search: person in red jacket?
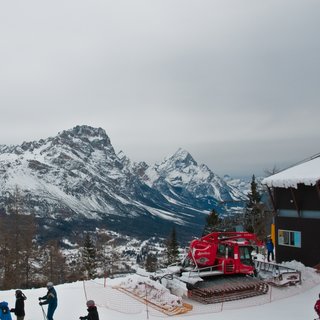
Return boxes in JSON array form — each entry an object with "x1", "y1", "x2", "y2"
[{"x1": 315, "y1": 293, "x2": 320, "y2": 319}]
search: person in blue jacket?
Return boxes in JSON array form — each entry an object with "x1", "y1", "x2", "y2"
[
  {"x1": 39, "y1": 282, "x2": 58, "y2": 320},
  {"x1": 266, "y1": 236, "x2": 274, "y2": 262},
  {"x1": 0, "y1": 301, "x2": 12, "y2": 320}
]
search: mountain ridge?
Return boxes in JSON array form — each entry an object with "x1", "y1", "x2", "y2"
[{"x1": 0, "y1": 125, "x2": 247, "y2": 242}]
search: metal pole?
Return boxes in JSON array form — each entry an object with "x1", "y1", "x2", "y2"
[
  {"x1": 40, "y1": 305, "x2": 48, "y2": 320},
  {"x1": 145, "y1": 283, "x2": 149, "y2": 320}
]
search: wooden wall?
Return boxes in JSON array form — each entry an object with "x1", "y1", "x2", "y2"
[{"x1": 275, "y1": 216, "x2": 320, "y2": 267}]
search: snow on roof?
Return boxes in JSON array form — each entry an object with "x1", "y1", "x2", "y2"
[{"x1": 262, "y1": 155, "x2": 320, "y2": 188}]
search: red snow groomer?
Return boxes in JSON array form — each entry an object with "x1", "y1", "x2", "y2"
[
  {"x1": 187, "y1": 231, "x2": 263, "y2": 275},
  {"x1": 180, "y1": 231, "x2": 269, "y2": 303}
]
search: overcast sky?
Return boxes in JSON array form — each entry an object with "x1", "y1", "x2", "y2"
[{"x1": 0, "y1": 0, "x2": 319, "y2": 177}]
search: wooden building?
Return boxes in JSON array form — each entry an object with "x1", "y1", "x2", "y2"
[{"x1": 262, "y1": 155, "x2": 320, "y2": 267}]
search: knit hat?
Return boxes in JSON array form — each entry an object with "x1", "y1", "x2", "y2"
[
  {"x1": 86, "y1": 300, "x2": 95, "y2": 307},
  {"x1": 46, "y1": 282, "x2": 54, "y2": 288}
]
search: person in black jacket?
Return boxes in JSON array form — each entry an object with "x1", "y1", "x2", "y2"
[
  {"x1": 10, "y1": 290, "x2": 27, "y2": 320},
  {"x1": 79, "y1": 300, "x2": 99, "y2": 320}
]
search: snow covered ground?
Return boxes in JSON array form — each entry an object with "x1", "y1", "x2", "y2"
[{"x1": 1, "y1": 265, "x2": 319, "y2": 320}]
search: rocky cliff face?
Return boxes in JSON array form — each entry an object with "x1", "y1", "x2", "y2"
[{"x1": 0, "y1": 125, "x2": 247, "y2": 242}]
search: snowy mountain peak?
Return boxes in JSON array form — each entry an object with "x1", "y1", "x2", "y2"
[
  {"x1": 54, "y1": 125, "x2": 113, "y2": 151},
  {"x1": 163, "y1": 148, "x2": 197, "y2": 169},
  {"x1": 0, "y1": 125, "x2": 247, "y2": 242},
  {"x1": 59, "y1": 125, "x2": 109, "y2": 142},
  {"x1": 142, "y1": 148, "x2": 247, "y2": 211}
]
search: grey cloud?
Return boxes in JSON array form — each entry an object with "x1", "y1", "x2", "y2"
[{"x1": 0, "y1": 0, "x2": 319, "y2": 177}]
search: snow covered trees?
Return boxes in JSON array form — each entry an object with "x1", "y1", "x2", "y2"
[{"x1": 145, "y1": 253, "x2": 158, "y2": 272}]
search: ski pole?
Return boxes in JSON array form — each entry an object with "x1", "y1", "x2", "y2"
[{"x1": 40, "y1": 305, "x2": 48, "y2": 320}]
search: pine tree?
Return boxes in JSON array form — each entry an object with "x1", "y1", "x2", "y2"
[
  {"x1": 95, "y1": 232, "x2": 112, "y2": 278},
  {"x1": 244, "y1": 175, "x2": 267, "y2": 239},
  {"x1": 165, "y1": 227, "x2": 180, "y2": 266},
  {"x1": 81, "y1": 233, "x2": 97, "y2": 279},
  {"x1": 202, "y1": 208, "x2": 220, "y2": 236}
]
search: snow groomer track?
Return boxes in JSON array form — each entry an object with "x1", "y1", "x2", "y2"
[{"x1": 187, "y1": 276, "x2": 269, "y2": 304}]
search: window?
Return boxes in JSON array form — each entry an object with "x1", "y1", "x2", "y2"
[
  {"x1": 278, "y1": 229, "x2": 301, "y2": 248},
  {"x1": 217, "y1": 244, "x2": 226, "y2": 256},
  {"x1": 239, "y1": 246, "x2": 253, "y2": 266}
]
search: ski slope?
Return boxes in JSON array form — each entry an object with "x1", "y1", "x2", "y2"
[{"x1": 1, "y1": 270, "x2": 319, "y2": 320}]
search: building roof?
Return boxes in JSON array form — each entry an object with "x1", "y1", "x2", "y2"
[{"x1": 262, "y1": 155, "x2": 320, "y2": 188}]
